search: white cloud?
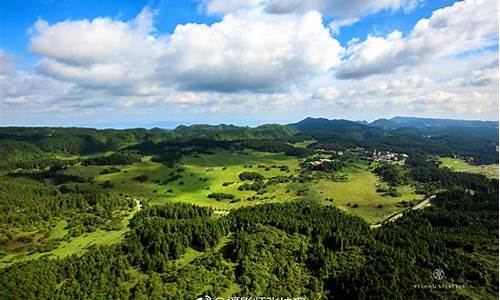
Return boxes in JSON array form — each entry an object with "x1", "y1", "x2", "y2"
[
  {"x1": 336, "y1": 0, "x2": 499, "y2": 79},
  {"x1": 162, "y1": 10, "x2": 342, "y2": 92},
  {"x1": 334, "y1": 57, "x2": 499, "y2": 117},
  {"x1": 0, "y1": 50, "x2": 15, "y2": 76},
  {"x1": 312, "y1": 86, "x2": 340, "y2": 100},
  {"x1": 30, "y1": 8, "x2": 158, "y2": 66},
  {"x1": 329, "y1": 17, "x2": 360, "y2": 35},
  {"x1": 447, "y1": 63, "x2": 499, "y2": 87},
  {"x1": 201, "y1": 0, "x2": 264, "y2": 15},
  {"x1": 405, "y1": 91, "x2": 495, "y2": 115},
  {"x1": 28, "y1": 8, "x2": 342, "y2": 94},
  {"x1": 202, "y1": 0, "x2": 423, "y2": 18},
  {"x1": 29, "y1": 8, "x2": 166, "y2": 93},
  {"x1": 2, "y1": 1, "x2": 498, "y2": 125}
]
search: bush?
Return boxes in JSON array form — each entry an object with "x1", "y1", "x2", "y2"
[
  {"x1": 207, "y1": 193, "x2": 235, "y2": 201},
  {"x1": 134, "y1": 175, "x2": 149, "y2": 183},
  {"x1": 238, "y1": 182, "x2": 262, "y2": 191},
  {"x1": 101, "y1": 180, "x2": 114, "y2": 188},
  {"x1": 386, "y1": 187, "x2": 401, "y2": 197},
  {"x1": 99, "y1": 167, "x2": 121, "y2": 175},
  {"x1": 239, "y1": 171, "x2": 264, "y2": 181},
  {"x1": 83, "y1": 152, "x2": 141, "y2": 166}
]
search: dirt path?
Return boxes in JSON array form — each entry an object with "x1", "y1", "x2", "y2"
[{"x1": 370, "y1": 195, "x2": 436, "y2": 229}]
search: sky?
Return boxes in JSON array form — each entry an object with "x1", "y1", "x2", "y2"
[{"x1": 0, "y1": 0, "x2": 498, "y2": 128}]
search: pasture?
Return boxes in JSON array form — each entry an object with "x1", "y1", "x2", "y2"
[
  {"x1": 64, "y1": 150, "x2": 422, "y2": 224},
  {"x1": 440, "y1": 157, "x2": 499, "y2": 179}
]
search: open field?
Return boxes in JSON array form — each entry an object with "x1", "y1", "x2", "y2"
[
  {"x1": 4, "y1": 149, "x2": 422, "y2": 267},
  {"x1": 149, "y1": 151, "x2": 302, "y2": 209},
  {"x1": 311, "y1": 162, "x2": 424, "y2": 224},
  {"x1": 0, "y1": 200, "x2": 140, "y2": 268},
  {"x1": 63, "y1": 151, "x2": 422, "y2": 224},
  {"x1": 292, "y1": 140, "x2": 316, "y2": 148},
  {"x1": 440, "y1": 157, "x2": 499, "y2": 179}
]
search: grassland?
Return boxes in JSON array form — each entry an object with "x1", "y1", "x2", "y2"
[
  {"x1": 1, "y1": 150, "x2": 425, "y2": 268},
  {"x1": 0, "y1": 200, "x2": 140, "y2": 268},
  {"x1": 311, "y1": 162, "x2": 423, "y2": 224},
  {"x1": 63, "y1": 150, "x2": 422, "y2": 224},
  {"x1": 293, "y1": 140, "x2": 316, "y2": 148},
  {"x1": 440, "y1": 157, "x2": 499, "y2": 179}
]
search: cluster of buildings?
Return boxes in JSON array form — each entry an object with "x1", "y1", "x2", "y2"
[
  {"x1": 309, "y1": 158, "x2": 334, "y2": 166},
  {"x1": 364, "y1": 150, "x2": 408, "y2": 164},
  {"x1": 317, "y1": 149, "x2": 344, "y2": 155},
  {"x1": 308, "y1": 147, "x2": 408, "y2": 165}
]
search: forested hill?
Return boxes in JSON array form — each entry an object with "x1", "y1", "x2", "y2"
[
  {"x1": 288, "y1": 117, "x2": 384, "y2": 140},
  {"x1": 1, "y1": 116, "x2": 498, "y2": 165},
  {"x1": 286, "y1": 117, "x2": 498, "y2": 164},
  {"x1": 371, "y1": 116, "x2": 499, "y2": 130},
  {"x1": 170, "y1": 123, "x2": 298, "y2": 140}
]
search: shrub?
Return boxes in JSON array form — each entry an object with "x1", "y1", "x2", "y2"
[
  {"x1": 239, "y1": 171, "x2": 264, "y2": 181},
  {"x1": 207, "y1": 193, "x2": 235, "y2": 201},
  {"x1": 134, "y1": 175, "x2": 149, "y2": 183}
]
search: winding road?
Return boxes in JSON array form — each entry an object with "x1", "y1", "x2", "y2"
[{"x1": 370, "y1": 195, "x2": 436, "y2": 229}]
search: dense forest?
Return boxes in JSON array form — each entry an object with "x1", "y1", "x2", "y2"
[
  {"x1": 1, "y1": 116, "x2": 498, "y2": 170},
  {"x1": 1, "y1": 187, "x2": 497, "y2": 299},
  {"x1": 0, "y1": 117, "x2": 498, "y2": 299}
]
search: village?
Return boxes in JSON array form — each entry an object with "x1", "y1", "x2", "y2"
[{"x1": 309, "y1": 147, "x2": 408, "y2": 166}]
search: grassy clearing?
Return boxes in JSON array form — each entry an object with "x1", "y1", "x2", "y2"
[
  {"x1": 2, "y1": 151, "x2": 425, "y2": 268},
  {"x1": 149, "y1": 151, "x2": 302, "y2": 209},
  {"x1": 313, "y1": 162, "x2": 424, "y2": 224},
  {"x1": 440, "y1": 157, "x2": 498, "y2": 179},
  {"x1": 49, "y1": 229, "x2": 127, "y2": 258},
  {"x1": 47, "y1": 220, "x2": 68, "y2": 240},
  {"x1": 0, "y1": 202, "x2": 141, "y2": 268},
  {"x1": 292, "y1": 140, "x2": 316, "y2": 148},
  {"x1": 48, "y1": 204, "x2": 140, "y2": 259},
  {"x1": 65, "y1": 151, "x2": 422, "y2": 224},
  {"x1": 0, "y1": 228, "x2": 129, "y2": 268}
]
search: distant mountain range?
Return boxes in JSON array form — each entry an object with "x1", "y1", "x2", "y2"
[
  {"x1": 170, "y1": 116, "x2": 498, "y2": 141},
  {"x1": 370, "y1": 116, "x2": 499, "y2": 130},
  {"x1": 1, "y1": 116, "x2": 498, "y2": 166}
]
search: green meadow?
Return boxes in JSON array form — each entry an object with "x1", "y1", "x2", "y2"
[
  {"x1": 0, "y1": 198, "x2": 140, "y2": 268},
  {"x1": 64, "y1": 150, "x2": 422, "y2": 223},
  {"x1": 0, "y1": 149, "x2": 427, "y2": 268},
  {"x1": 311, "y1": 162, "x2": 423, "y2": 224},
  {"x1": 440, "y1": 157, "x2": 499, "y2": 179}
]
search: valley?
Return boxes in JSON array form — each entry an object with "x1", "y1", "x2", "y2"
[{"x1": 0, "y1": 116, "x2": 498, "y2": 299}]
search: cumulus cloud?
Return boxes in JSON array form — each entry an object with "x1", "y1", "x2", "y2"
[
  {"x1": 329, "y1": 17, "x2": 360, "y2": 35},
  {"x1": 29, "y1": 8, "x2": 166, "y2": 93},
  {"x1": 201, "y1": 0, "x2": 264, "y2": 15},
  {"x1": 336, "y1": 59, "x2": 499, "y2": 117},
  {"x1": 202, "y1": 0, "x2": 423, "y2": 18},
  {"x1": 2, "y1": 0, "x2": 498, "y2": 125},
  {"x1": 28, "y1": 8, "x2": 342, "y2": 94},
  {"x1": 450, "y1": 63, "x2": 499, "y2": 87},
  {"x1": 405, "y1": 91, "x2": 495, "y2": 115},
  {"x1": 336, "y1": 0, "x2": 499, "y2": 79},
  {"x1": 162, "y1": 10, "x2": 342, "y2": 92},
  {"x1": 312, "y1": 86, "x2": 340, "y2": 100},
  {"x1": 0, "y1": 50, "x2": 14, "y2": 76}
]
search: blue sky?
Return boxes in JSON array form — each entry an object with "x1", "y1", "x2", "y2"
[
  {"x1": 0, "y1": 0, "x2": 498, "y2": 127},
  {"x1": 0, "y1": 0, "x2": 216, "y2": 65},
  {"x1": 0, "y1": 0, "x2": 457, "y2": 56}
]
